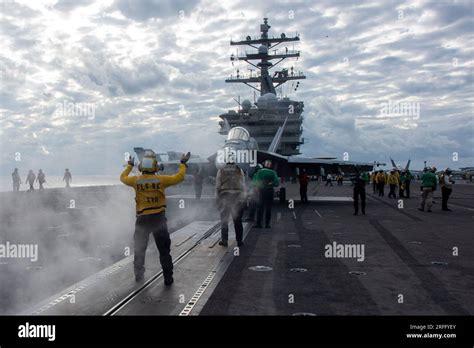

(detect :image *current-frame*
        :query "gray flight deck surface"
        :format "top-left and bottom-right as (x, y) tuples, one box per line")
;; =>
(202, 182), (474, 315)
(2, 181), (473, 315)
(23, 221), (250, 315)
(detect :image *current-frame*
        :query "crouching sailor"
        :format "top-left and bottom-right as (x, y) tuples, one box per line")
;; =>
(120, 150), (190, 285)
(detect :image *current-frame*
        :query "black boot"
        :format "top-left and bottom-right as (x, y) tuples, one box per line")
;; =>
(164, 273), (174, 286)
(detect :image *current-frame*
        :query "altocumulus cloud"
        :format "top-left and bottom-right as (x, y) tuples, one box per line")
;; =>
(0, 0), (472, 175)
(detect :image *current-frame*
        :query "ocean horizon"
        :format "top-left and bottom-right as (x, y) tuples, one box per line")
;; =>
(0, 175), (120, 192)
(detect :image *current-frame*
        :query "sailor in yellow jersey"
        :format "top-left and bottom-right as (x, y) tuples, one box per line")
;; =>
(120, 150), (191, 284)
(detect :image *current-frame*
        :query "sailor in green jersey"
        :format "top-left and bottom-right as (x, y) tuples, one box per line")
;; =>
(252, 160), (280, 228)
(418, 167), (437, 212)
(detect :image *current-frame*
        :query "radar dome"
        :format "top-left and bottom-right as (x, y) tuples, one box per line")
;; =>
(241, 99), (252, 111)
(257, 93), (278, 109)
(258, 45), (268, 54)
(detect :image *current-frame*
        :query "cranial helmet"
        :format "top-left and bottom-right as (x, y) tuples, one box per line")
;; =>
(139, 150), (158, 173)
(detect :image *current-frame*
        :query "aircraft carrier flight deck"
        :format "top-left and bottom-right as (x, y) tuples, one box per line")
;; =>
(1, 181), (472, 317)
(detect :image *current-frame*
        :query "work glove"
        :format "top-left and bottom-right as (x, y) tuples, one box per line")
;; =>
(128, 156), (135, 167)
(180, 152), (191, 165)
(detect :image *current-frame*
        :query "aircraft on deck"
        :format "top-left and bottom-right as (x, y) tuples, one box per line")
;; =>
(450, 167), (474, 180)
(386, 158), (471, 180)
(387, 157), (426, 178)
(133, 121), (375, 179)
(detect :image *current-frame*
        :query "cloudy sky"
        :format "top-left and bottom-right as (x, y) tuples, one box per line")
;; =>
(0, 0), (473, 175)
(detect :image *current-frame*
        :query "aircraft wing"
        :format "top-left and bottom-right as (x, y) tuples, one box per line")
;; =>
(134, 147), (216, 176)
(288, 157), (372, 166)
(254, 121), (375, 176)
(257, 150), (288, 161)
(287, 157), (374, 175)
(251, 150), (374, 176)
(161, 158), (211, 165)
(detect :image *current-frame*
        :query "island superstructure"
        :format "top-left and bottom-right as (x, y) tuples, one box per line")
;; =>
(218, 18), (306, 156)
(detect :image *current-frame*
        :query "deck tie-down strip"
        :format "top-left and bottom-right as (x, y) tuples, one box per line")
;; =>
(105, 222), (220, 316)
(179, 271), (217, 316)
(28, 222), (220, 315)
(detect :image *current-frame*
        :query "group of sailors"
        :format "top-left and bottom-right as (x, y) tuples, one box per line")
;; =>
(294, 166), (456, 216)
(369, 167), (455, 212)
(11, 168), (72, 191)
(418, 167), (455, 212)
(371, 169), (413, 198)
(215, 159), (280, 247)
(120, 151), (281, 285)
(324, 174), (344, 187)
(119, 150), (462, 286)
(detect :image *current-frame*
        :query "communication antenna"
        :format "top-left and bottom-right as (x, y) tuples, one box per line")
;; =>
(226, 18), (306, 96)
(233, 96), (241, 111)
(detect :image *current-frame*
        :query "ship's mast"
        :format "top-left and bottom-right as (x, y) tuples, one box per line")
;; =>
(226, 18), (306, 96)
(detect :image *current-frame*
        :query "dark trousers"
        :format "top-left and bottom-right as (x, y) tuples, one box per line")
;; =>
(247, 197), (257, 220)
(372, 182), (377, 193)
(256, 187), (274, 226)
(300, 185), (308, 203)
(194, 183), (202, 199)
(441, 187), (452, 210)
(353, 187), (366, 214)
(218, 192), (244, 242)
(399, 186), (404, 198)
(388, 184), (397, 198)
(377, 183), (385, 196)
(325, 179), (333, 186)
(405, 182), (411, 198)
(134, 212), (172, 278)
(246, 192), (258, 221)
